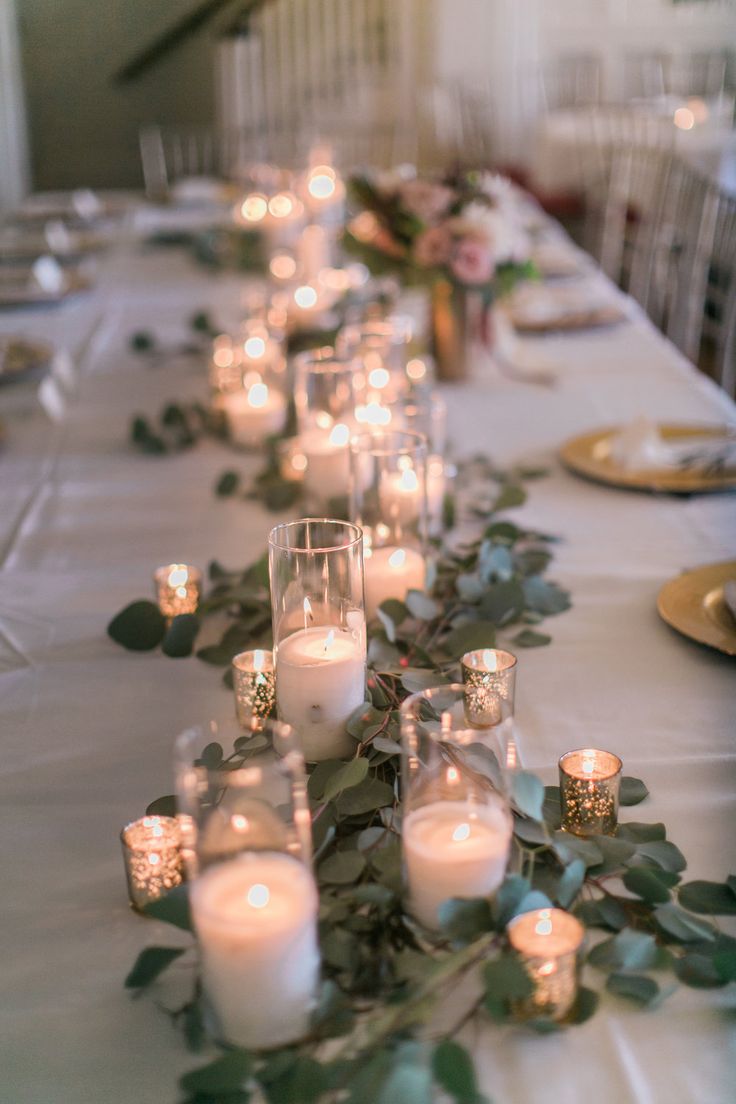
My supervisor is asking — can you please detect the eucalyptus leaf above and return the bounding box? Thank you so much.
[401,668,449,694]
[511,629,552,648]
[162,613,199,658]
[478,580,525,626]
[678,880,736,915]
[322,758,370,803]
[215,470,240,497]
[674,953,727,989]
[336,777,395,816]
[623,867,672,904]
[565,986,600,1024]
[606,973,660,1006]
[406,590,441,621]
[493,875,531,928]
[432,1040,483,1104]
[180,1050,252,1095]
[438,898,493,944]
[556,859,586,908]
[145,794,178,817]
[633,839,686,874]
[143,884,192,932]
[521,576,570,616]
[588,928,657,972]
[653,902,716,942]
[443,621,497,658]
[512,771,545,821]
[484,954,534,1020]
[107,600,166,651]
[494,483,527,512]
[319,850,366,886]
[124,946,186,989]
[617,822,666,843]
[619,777,649,806]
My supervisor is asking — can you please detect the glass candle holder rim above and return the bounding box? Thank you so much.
[293,347,359,375]
[558,748,623,781]
[507,906,586,950]
[232,648,275,673]
[268,518,363,556]
[175,716,298,762]
[120,814,181,848]
[154,562,202,583]
[349,428,429,459]
[462,648,518,673]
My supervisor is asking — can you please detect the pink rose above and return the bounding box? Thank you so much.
[450,238,494,286]
[398,180,455,223]
[414,225,453,267]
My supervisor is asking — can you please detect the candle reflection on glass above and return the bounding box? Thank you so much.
[120,815,183,910]
[154,564,202,618]
[507,907,585,1020]
[461,649,517,728]
[559,748,622,837]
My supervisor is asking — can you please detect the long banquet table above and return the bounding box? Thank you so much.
[0,205,735,1104]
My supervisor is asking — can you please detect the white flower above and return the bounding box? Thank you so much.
[374,164,417,197]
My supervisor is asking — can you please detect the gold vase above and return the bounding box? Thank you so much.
[430,280,470,382]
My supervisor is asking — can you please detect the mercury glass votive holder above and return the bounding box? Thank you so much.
[154,563,202,619]
[559,748,623,837]
[507,907,585,1021]
[461,649,517,729]
[232,649,276,729]
[120,815,184,911]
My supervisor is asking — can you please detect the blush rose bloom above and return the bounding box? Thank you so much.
[450,238,494,285]
[414,225,453,267]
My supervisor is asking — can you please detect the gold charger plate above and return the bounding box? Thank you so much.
[658,560,736,656]
[560,424,736,495]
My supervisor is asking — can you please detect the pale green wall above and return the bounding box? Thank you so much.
[18,1,218,189]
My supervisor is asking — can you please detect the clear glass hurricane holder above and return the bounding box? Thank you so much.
[209,320,288,449]
[294,347,361,510]
[175,717,318,1051]
[268,519,366,763]
[400,684,513,932]
[349,429,428,623]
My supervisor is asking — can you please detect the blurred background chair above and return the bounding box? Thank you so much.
[541,53,602,112]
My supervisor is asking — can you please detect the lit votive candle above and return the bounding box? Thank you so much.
[120,815,183,910]
[378,465,422,526]
[301,422,352,503]
[559,748,623,837]
[154,564,202,618]
[277,437,308,483]
[364,546,426,622]
[232,649,276,729]
[276,626,366,761]
[461,649,517,728]
[403,798,512,931]
[221,382,287,448]
[191,851,320,1049]
[507,907,585,1020]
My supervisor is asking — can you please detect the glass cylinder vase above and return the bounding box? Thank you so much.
[175,717,318,1051]
[349,429,428,623]
[294,347,360,510]
[400,684,512,932]
[268,519,366,762]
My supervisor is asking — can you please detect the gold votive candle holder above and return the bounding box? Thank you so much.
[120,815,184,911]
[461,648,517,728]
[232,649,276,729]
[559,748,622,837]
[508,907,585,1020]
[154,563,202,619]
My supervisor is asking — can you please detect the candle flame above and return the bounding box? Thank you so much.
[398,468,419,493]
[329,423,350,447]
[231,814,249,832]
[308,167,337,199]
[253,649,265,672]
[147,852,160,866]
[368,366,390,390]
[303,597,313,623]
[240,194,268,222]
[324,629,335,653]
[268,193,294,218]
[482,648,498,673]
[406,358,427,382]
[244,336,266,359]
[168,566,188,588]
[294,285,318,309]
[538,960,557,976]
[581,750,597,775]
[446,766,459,784]
[452,822,470,842]
[270,253,297,280]
[247,883,270,909]
[248,382,269,409]
[535,909,553,937]
[388,548,406,569]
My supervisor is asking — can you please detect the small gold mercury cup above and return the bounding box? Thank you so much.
[120,815,184,911]
[461,648,517,728]
[508,907,585,1020]
[154,563,202,619]
[232,649,276,729]
[559,748,623,837]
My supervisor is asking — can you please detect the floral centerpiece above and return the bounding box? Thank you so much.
[343,168,535,379]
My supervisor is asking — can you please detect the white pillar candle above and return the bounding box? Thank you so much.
[222,384,287,447]
[364,546,426,621]
[297,224,331,283]
[403,799,512,930]
[191,852,319,1049]
[301,423,351,502]
[378,466,422,525]
[427,455,446,535]
[276,626,365,761]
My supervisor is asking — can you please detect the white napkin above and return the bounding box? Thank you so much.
[608,417,736,472]
[30,255,67,295]
[44,220,73,254]
[72,188,103,220]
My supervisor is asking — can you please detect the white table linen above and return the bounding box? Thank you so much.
[0,218,735,1104]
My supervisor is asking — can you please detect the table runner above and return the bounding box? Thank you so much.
[0,218,734,1104]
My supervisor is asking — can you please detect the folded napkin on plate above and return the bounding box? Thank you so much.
[609,417,736,472]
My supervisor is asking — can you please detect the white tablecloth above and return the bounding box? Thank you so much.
[0,219,735,1104]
